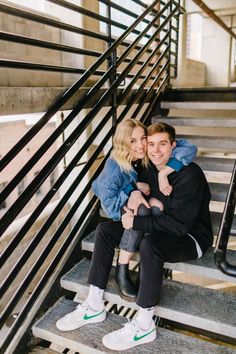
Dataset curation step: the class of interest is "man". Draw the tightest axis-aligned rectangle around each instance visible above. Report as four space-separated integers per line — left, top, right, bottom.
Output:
56 122 213 351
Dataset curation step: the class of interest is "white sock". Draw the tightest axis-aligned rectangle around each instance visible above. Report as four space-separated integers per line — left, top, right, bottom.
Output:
135 306 155 330
86 285 104 311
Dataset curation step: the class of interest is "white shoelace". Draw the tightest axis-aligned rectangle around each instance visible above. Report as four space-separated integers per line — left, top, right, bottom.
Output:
66 302 88 319
115 320 139 339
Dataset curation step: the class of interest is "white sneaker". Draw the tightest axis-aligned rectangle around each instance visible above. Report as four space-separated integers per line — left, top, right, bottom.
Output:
102 319 156 351
56 302 106 331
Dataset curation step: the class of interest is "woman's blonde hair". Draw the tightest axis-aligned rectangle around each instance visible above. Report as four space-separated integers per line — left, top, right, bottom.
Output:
111 118 148 172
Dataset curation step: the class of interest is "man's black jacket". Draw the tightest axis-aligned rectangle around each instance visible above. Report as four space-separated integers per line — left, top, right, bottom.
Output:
134 162 213 252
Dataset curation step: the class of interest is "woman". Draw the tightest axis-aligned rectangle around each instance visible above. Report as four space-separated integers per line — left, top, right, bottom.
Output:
92 119 164 301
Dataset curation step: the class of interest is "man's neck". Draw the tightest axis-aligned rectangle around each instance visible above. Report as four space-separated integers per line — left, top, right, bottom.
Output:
154 163 165 171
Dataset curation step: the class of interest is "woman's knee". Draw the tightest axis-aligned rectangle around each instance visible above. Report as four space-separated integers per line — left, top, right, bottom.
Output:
137 204 151 216
95 221 123 247
148 197 164 211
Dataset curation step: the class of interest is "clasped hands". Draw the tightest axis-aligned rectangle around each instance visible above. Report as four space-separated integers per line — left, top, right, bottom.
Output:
121 190 149 229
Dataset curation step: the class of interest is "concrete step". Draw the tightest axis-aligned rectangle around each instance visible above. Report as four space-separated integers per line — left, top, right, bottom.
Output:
208 182 228 202
32 297 236 354
152 116 236 128
60 259 236 339
81 232 236 283
0 87 150 115
196 157 235 174
211 211 236 236
161 101 236 110
177 135 236 151
98 211 236 236
161 87 236 103
29 347 60 354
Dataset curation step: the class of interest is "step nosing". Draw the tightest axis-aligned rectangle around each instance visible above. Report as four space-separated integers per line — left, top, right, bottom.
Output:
60 259 236 337
81 236 236 283
33 298 236 354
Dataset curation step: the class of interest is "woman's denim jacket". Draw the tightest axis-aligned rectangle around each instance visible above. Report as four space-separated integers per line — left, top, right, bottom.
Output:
92 139 197 221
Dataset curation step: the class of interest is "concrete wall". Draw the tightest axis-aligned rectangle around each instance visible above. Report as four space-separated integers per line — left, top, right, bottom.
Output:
201 15 231 87
0 119 59 219
173 13 206 87
173 57 206 87
0 0 83 87
0 1 63 87
47 0 84 87
183 0 236 87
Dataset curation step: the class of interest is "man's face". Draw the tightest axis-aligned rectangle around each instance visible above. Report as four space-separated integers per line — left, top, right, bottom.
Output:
147 132 176 170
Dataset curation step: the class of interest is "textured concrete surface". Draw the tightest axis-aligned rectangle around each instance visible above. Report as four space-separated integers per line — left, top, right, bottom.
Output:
29 347 60 354
152 117 236 128
161 102 236 110
211 212 236 236
177 135 236 151
60 259 236 338
195 156 235 173
0 87 150 115
33 298 236 354
82 233 236 283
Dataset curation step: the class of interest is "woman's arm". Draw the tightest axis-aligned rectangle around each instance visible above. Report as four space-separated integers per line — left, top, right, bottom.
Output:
92 164 135 221
158 139 198 196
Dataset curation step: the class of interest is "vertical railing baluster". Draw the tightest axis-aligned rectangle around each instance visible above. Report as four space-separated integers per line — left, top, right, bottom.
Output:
107 0 117 132
174 0 180 77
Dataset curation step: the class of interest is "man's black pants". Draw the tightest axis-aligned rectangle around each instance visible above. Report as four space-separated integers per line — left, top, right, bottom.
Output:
87 221 199 308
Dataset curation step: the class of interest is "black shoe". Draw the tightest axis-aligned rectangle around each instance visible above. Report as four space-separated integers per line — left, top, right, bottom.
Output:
114 263 138 302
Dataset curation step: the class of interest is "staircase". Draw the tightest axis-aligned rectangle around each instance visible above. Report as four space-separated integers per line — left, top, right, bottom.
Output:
32 88 236 353
1 1 236 352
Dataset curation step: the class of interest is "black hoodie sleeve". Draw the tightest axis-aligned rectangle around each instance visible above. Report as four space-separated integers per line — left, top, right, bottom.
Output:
133 165 208 236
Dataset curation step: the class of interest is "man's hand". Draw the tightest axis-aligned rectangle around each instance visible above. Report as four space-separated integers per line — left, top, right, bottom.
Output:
136 182 151 196
127 190 150 215
122 206 134 229
158 167 173 196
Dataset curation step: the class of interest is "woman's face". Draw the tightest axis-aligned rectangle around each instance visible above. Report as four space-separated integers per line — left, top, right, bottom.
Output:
129 126 147 161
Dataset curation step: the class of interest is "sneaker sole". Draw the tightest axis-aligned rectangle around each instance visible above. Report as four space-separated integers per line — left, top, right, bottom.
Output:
112 279 137 303
56 311 106 331
102 329 157 350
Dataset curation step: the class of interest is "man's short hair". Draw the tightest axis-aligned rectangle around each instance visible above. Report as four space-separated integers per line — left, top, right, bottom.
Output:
147 122 176 144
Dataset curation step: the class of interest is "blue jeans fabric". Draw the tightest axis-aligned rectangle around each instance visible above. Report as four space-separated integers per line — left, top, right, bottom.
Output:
119 204 161 252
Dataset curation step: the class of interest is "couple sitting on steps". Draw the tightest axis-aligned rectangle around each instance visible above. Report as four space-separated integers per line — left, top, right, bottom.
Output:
56 119 213 351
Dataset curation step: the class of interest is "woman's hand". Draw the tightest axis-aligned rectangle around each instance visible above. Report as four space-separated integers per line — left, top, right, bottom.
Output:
127 190 150 215
136 182 151 196
122 206 134 229
158 167 173 196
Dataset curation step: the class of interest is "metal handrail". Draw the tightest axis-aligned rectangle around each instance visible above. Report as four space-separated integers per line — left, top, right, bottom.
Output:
0 0 173 213
0 1 182 351
0 0 165 171
0 1 109 41
0 31 165 69
214 160 236 276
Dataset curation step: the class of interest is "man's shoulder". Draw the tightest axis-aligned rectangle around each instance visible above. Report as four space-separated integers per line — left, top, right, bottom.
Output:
178 162 205 181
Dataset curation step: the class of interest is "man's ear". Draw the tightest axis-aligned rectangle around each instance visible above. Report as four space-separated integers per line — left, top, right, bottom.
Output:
172 141 176 149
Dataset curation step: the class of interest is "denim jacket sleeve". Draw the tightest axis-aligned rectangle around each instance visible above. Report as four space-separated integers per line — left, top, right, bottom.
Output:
92 160 136 221
167 139 198 171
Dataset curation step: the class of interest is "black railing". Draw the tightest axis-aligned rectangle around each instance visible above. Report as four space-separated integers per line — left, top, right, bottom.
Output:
214 160 236 276
0 0 183 352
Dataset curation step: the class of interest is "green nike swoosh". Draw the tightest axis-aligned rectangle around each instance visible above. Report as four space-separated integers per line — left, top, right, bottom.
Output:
133 328 155 341
83 310 104 320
